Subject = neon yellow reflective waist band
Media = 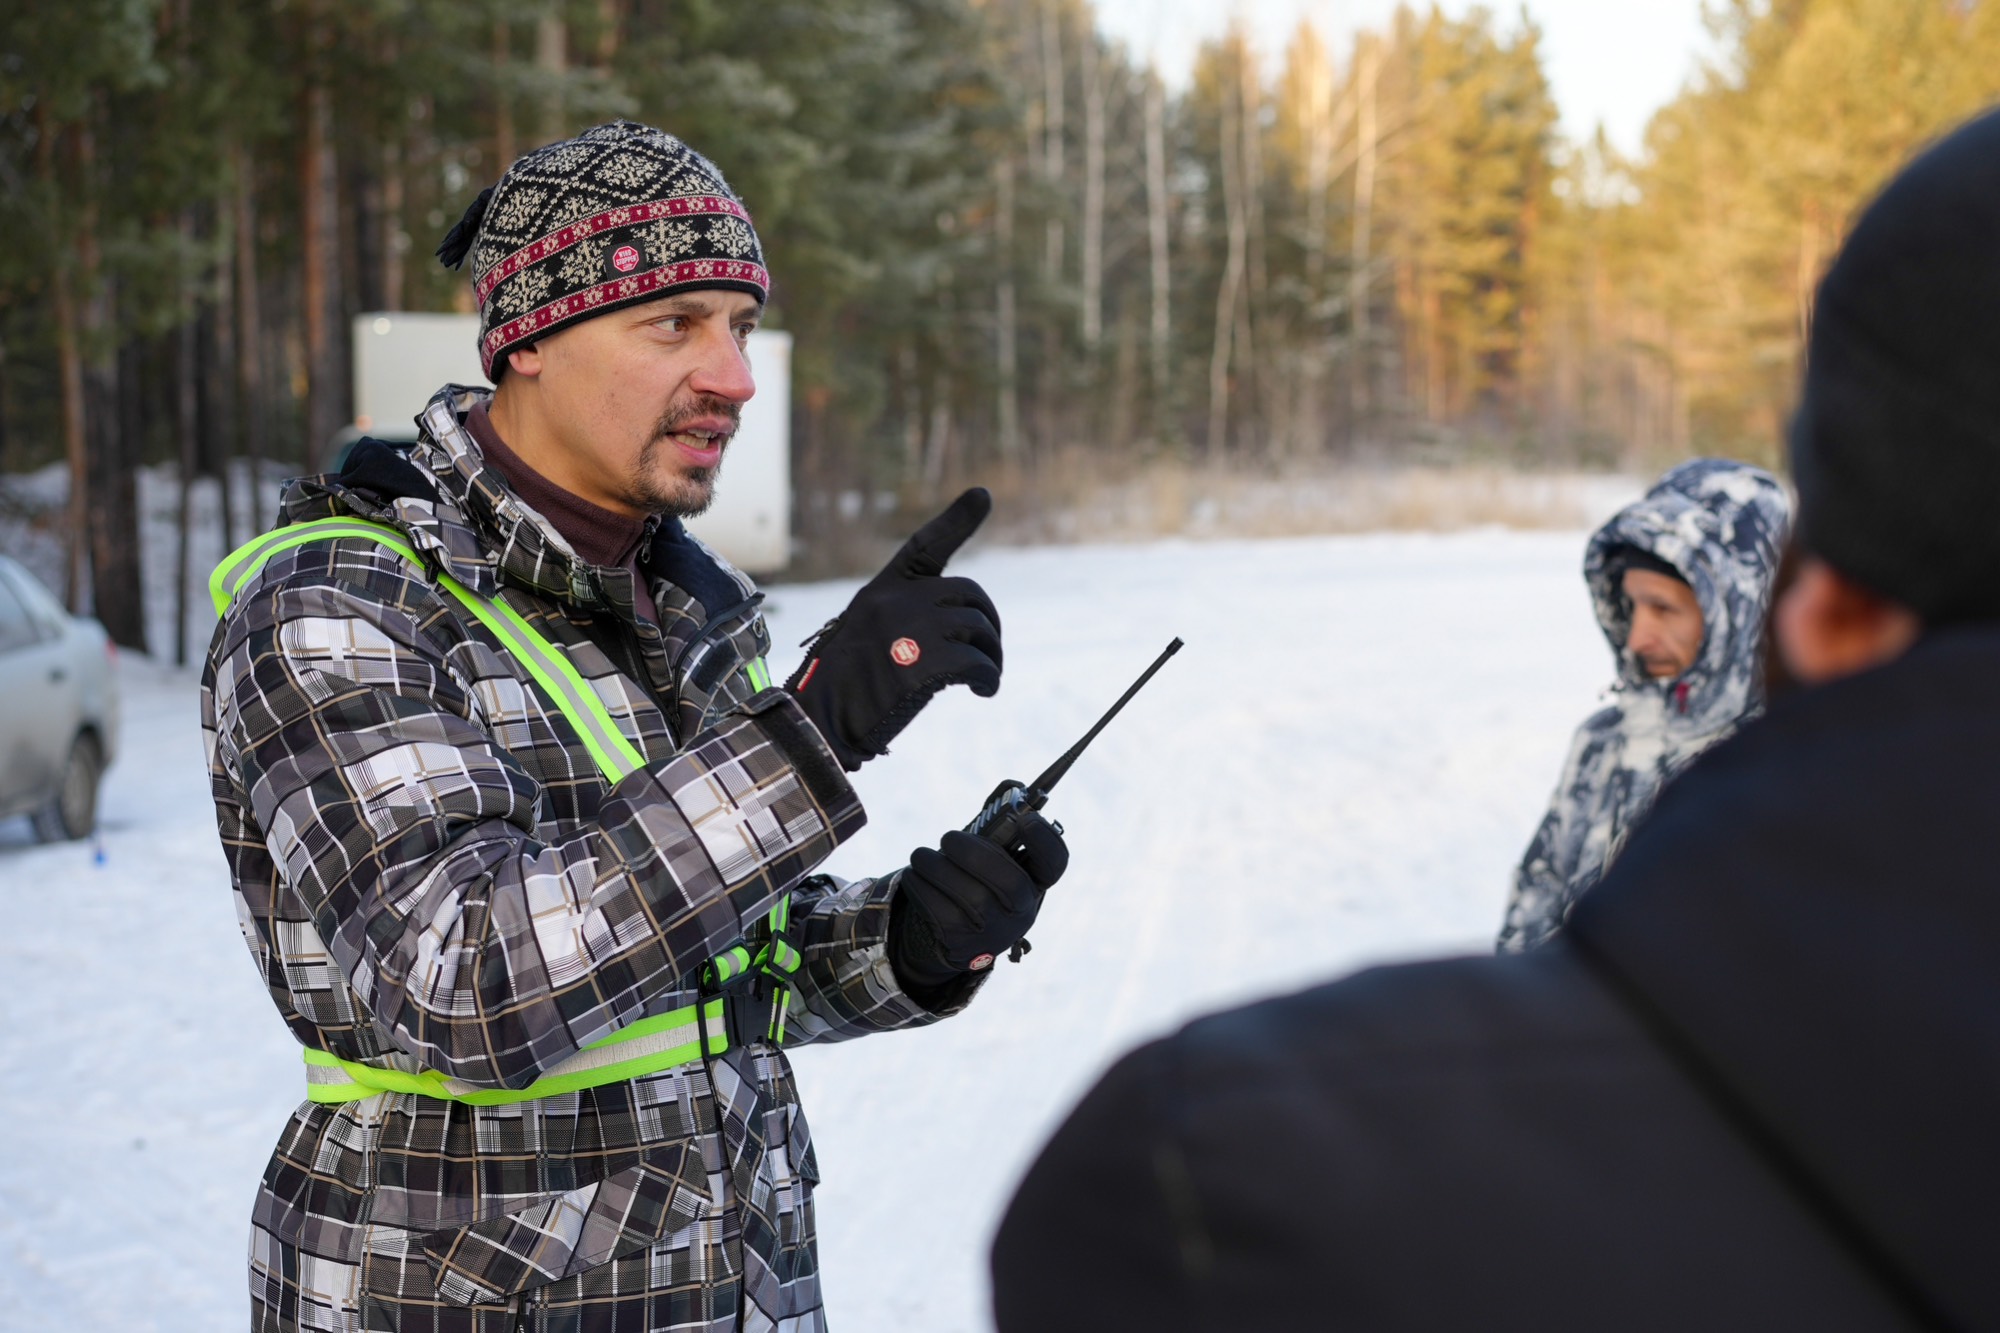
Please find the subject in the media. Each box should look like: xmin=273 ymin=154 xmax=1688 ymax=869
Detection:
xmin=302 ymin=998 xmax=729 ymax=1105
xmin=214 ymin=516 xmax=790 ymax=1107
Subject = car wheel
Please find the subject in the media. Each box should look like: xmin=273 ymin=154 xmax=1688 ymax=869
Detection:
xmin=32 ymin=734 xmax=102 ymax=843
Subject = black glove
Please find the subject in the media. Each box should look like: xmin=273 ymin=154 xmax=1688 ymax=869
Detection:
xmin=786 ymin=488 xmax=1002 ymax=770
xmin=890 ymin=816 xmax=1069 ymax=992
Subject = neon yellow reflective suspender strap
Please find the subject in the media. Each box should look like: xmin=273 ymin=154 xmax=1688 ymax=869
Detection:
xmin=211 ymin=517 xmax=797 ymax=1105
xmin=211 ymin=520 xmax=426 ymax=615
xmin=214 ymin=518 xmax=650 ymax=782
xmin=437 ymin=576 xmax=647 ymax=782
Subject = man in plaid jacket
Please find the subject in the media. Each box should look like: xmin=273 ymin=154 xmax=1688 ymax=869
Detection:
xmin=203 ymin=122 xmax=1064 ymax=1331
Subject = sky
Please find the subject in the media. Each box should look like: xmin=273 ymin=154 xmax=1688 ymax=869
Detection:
xmin=1092 ymin=0 xmax=1716 ymax=157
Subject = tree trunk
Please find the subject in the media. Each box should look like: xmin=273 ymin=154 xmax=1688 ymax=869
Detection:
xmin=1040 ymin=0 xmax=1065 ymax=280
xmin=1301 ymin=46 xmax=1346 ymax=453
xmin=537 ymin=10 xmax=568 ymax=144
xmin=0 ymin=336 xmax=10 ymax=474
xmin=1144 ymin=69 xmax=1171 ymax=412
xmin=1235 ymin=43 xmax=1262 ymax=453
xmin=300 ymin=39 xmax=338 ymax=471
xmin=1349 ymin=36 xmax=1380 ymax=426
xmin=1795 ymin=197 xmax=1821 ymax=343
xmin=595 ymin=0 xmax=624 ymax=65
xmin=75 ymin=107 xmax=147 ymax=652
xmin=175 ymin=213 xmax=199 ymax=667
xmin=898 ymin=340 xmax=922 ymax=484
xmin=38 ymin=109 xmax=89 ymax=610
xmin=209 ymin=200 xmax=241 ymax=552
xmin=1207 ymin=56 xmax=1246 ymax=460
xmin=233 ymin=143 xmax=267 ymax=533
xmin=380 ymin=136 xmax=406 ymax=313
xmin=55 ymin=257 xmax=90 ymax=615
xmin=211 ymin=319 xmax=240 ymax=553
xmin=89 ymin=322 xmax=147 ymax=654
xmin=921 ymin=367 xmax=953 ymax=493
xmin=994 ymin=156 xmax=1021 ymax=462
xmin=493 ymin=19 xmax=516 ymax=169
xmin=1081 ymin=40 xmax=1105 ymax=351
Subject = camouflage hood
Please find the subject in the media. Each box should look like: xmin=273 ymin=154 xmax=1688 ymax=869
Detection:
xmin=1497 ymin=459 xmax=1792 ymax=952
xmin=1584 ymin=458 xmax=1791 ymax=738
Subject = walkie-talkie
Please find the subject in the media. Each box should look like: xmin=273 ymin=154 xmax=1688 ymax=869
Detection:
xmin=965 ymin=637 xmax=1183 ymax=961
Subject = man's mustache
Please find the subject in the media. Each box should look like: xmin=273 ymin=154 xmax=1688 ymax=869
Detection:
xmin=653 ymin=395 xmax=743 ymax=442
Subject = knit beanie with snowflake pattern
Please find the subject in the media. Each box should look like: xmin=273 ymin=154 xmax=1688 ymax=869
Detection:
xmin=437 ymin=120 xmax=768 ymax=381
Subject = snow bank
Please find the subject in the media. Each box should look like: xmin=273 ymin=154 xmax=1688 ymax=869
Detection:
xmin=0 ymin=529 xmax=1611 ymax=1331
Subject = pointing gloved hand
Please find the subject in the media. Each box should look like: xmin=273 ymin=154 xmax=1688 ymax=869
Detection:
xmin=786 ymin=488 xmax=1002 ymax=771
xmin=889 ymin=815 xmax=1070 ymax=993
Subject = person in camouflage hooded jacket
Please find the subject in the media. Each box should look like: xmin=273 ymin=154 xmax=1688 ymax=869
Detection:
xmin=1496 ymin=459 xmax=1791 ymax=951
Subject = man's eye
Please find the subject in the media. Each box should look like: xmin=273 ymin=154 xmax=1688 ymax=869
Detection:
xmin=660 ymin=317 xmax=688 ymax=334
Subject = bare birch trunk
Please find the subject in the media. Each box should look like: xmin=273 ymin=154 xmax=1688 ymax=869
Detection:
xmin=1081 ymin=40 xmax=1105 ymax=351
xmin=1144 ymin=69 xmax=1171 ymax=406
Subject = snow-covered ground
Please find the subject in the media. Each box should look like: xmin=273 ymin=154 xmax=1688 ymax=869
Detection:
xmin=0 ymin=529 xmax=1618 ymax=1331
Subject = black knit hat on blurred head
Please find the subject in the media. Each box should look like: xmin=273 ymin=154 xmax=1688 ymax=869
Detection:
xmin=437 ymin=120 xmax=767 ymax=381
xmin=1788 ymin=108 xmax=2000 ymax=625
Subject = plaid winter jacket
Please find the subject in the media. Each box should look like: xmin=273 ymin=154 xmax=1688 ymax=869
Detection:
xmin=201 ymin=385 xmax=974 ymax=1331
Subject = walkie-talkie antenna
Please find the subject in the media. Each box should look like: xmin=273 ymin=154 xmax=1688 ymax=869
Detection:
xmin=1024 ymin=637 xmax=1183 ymax=804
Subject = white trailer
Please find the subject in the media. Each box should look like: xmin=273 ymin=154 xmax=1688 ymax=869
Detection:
xmin=351 ymin=312 xmax=793 ymax=573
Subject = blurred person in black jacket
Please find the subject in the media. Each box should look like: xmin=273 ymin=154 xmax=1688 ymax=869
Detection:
xmin=990 ymin=107 xmax=2000 ymax=1333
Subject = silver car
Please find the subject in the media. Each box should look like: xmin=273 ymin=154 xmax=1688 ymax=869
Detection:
xmin=0 ymin=555 xmax=119 ymax=840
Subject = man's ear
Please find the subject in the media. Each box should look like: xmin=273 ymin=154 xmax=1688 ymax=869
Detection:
xmin=1774 ymin=556 xmax=1922 ymax=686
xmin=505 ymin=342 xmax=544 ymax=379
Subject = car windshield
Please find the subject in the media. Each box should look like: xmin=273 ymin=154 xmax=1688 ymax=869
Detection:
xmin=0 ymin=574 xmax=39 ymax=654
xmin=2 ymin=561 xmax=69 ymax=635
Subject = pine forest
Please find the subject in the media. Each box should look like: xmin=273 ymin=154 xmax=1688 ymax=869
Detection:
xmin=7 ymin=0 xmax=2000 ymax=651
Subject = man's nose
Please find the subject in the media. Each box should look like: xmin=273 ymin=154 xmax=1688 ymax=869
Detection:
xmin=690 ymin=325 xmax=757 ymax=405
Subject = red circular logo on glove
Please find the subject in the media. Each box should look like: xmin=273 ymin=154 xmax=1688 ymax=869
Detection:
xmin=969 ymin=953 xmax=996 ymax=971
xmin=890 ymin=637 xmax=921 ymax=666
xmin=611 ymin=244 xmax=642 ymax=273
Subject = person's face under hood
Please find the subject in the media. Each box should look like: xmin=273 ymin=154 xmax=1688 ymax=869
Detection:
xmin=1623 ymin=568 xmax=1704 ymax=680
xmin=1584 ymin=458 xmax=1792 ymax=731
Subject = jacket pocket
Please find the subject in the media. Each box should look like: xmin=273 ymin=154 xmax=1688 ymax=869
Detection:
xmin=420 ymin=1138 xmax=713 ymax=1306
